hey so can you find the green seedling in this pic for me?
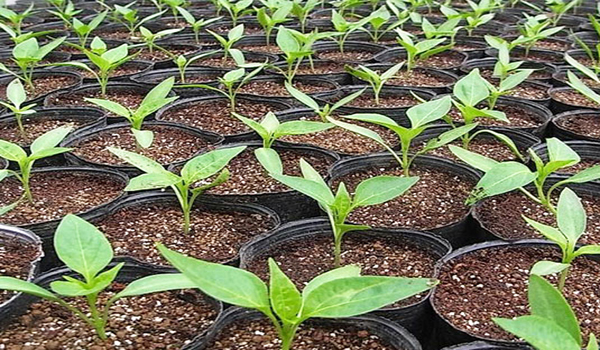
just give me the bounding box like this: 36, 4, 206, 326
513, 14, 564, 56
173, 50, 219, 84
114, 3, 166, 36
344, 62, 403, 105
565, 54, 600, 106
494, 274, 598, 350
0, 24, 61, 45
48, 1, 82, 28
461, 0, 498, 35
233, 111, 333, 148
72, 11, 108, 46
0, 4, 34, 35
256, 2, 292, 44
285, 81, 364, 121
109, 146, 246, 234
395, 29, 452, 71
137, 26, 183, 54
85, 77, 178, 148
330, 9, 371, 53
290, 0, 319, 32
0, 214, 197, 340
157, 245, 436, 350
0, 79, 36, 138
0, 126, 72, 205
272, 26, 314, 83
161, 0, 185, 21
327, 96, 476, 176
218, 0, 253, 26
546, 0, 579, 24
177, 6, 222, 44
258, 153, 418, 267
421, 17, 462, 43
207, 23, 244, 61
449, 138, 600, 213
359, 6, 407, 43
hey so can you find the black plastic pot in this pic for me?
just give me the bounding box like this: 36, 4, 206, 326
549, 86, 600, 114
485, 47, 564, 65
552, 109, 600, 141
267, 59, 353, 86
551, 67, 599, 88
87, 191, 281, 267
53, 59, 155, 83
189, 50, 280, 68
239, 218, 451, 341
0, 225, 43, 327
530, 140, 600, 174
440, 341, 530, 350
0, 70, 83, 105
167, 33, 220, 50
564, 49, 598, 67
239, 75, 341, 106
451, 37, 489, 60
312, 41, 388, 64
328, 154, 481, 247
55, 38, 125, 60
171, 141, 339, 222
504, 80, 552, 107
190, 308, 423, 350
0, 260, 223, 346
155, 95, 292, 142
61, 121, 223, 175
460, 58, 557, 84
365, 64, 459, 94
232, 35, 282, 56
131, 67, 229, 97
136, 43, 203, 69
373, 48, 468, 73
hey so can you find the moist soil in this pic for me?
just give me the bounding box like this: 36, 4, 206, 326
191, 56, 268, 68
294, 61, 347, 75
0, 284, 218, 350
238, 44, 282, 54
158, 100, 288, 136
345, 93, 420, 108
503, 83, 549, 101
71, 125, 211, 166
203, 147, 334, 195
0, 239, 40, 305
449, 104, 543, 128
0, 171, 124, 226
335, 164, 474, 230
434, 245, 600, 342
555, 113, 600, 139
316, 50, 376, 62
0, 75, 79, 100
413, 138, 524, 162
245, 233, 439, 308
96, 202, 275, 266
476, 191, 600, 244
94, 30, 142, 41
387, 69, 454, 88
386, 51, 465, 70
552, 90, 600, 109
280, 114, 399, 155
206, 318, 399, 350
134, 46, 197, 62
47, 90, 146, 115
0, 118, 87, 145
238, 80, 334, 97
511, 51, 562, 63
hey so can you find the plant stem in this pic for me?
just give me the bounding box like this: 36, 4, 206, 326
558, 265, 570, 292
15, 113, 26, 138
87, 294, 107, 340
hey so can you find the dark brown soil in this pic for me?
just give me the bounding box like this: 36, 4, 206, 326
479, 68, 551, 81
449, 104, 543, 128
205, 147, 334, 195
75, 63, 149, 80
0, 118, 86, 145
158, 100, 288, 136
526, 39, 570, 52
0, 238, 41, 304
208, 24, 264, 35
552, 90, 600, 109
0, 283, 218, 349
71, 125, 212, 166
134, 46, 197, 62
0, 75, 79, 100
191, 55, 269, 68
336, 164, 474, 230
294, 61, 347, 75
238, 80, 334, 97
280, 114, 399, 155
0, 171, 124, 226
207, 318, 398, 349
94, 30, 142, 41
387, 69, 454, 88
555, 114, 600, 139
245, 233, 439, 307
503, 83, 549, 100
413, 138, 523, 162
47, 90, 146, 113
386, 51, 465, 69
564, 159, 600, 173
434, 245, 600, 342
476, 191, 600, 244
316, 50, 375, 62
342, 93, 420, 108
238, 44, 282, 54
96, 202, 274, 265
512, 51, 562, 63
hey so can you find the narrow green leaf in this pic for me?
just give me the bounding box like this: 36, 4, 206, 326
302, 265, 361, 297
0, 277, 60, 302
113, 273, 197, 300
125, 172, 181, 192
494, 315, 580, 350
448, 145, 498, 172
181, 146, 246, 184
530, 261, 571, 276
269, 258, 302, 322
406, 96, 452, 128
108, 147, 167, 174
353, 176, 418, 207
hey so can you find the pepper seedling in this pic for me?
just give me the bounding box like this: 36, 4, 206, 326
0, 4, 34, 36
85, 77, 178, 148
137, 26, 184, 55
0, 79, 37, 138
207, 23, 245, 62
460, 0, 497, 35
494, 274, 599, 350
109, 146, 246, 234
0, 214, 197, 340
177, 6, 222, 44
218, 0, 254, 26
114, 3, 166, 37
330, 9, 371, 53
256, 2, 292, 45
173, 50, 219, 84
524, 188, 600, 292
0, 24, 60, 45
359, 6, 407, 44
546, 0, 579, 25
344, 62, 404, 105
513, 14, 564, 56
72, 11, 108, 46
258, 153, 418, 267
0, 126, 73, 206
161, 0, 185, 21
157, 245, 436, 350
449, 138, 600, 213
327, 96, 476, 176
48, 1, 82, 28
394, 29, 452, 71
290, 0, 319, 32
421, 17, 462, 43
564, 54, 600, 106
233, 111, 333, 148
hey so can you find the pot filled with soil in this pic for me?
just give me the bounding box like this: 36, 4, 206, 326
237, 75, 341, 105
460, 58, 557, 84
530, 140, 600, 174
549, 86, 600, 113
0, 70, 83, 105
135, 43, 202, 69
131, 67, 229, 97
374, 48, 469, 72
552, 109, 600, 141
365, 63, 458, 94
312, 41, 387, 64
55, 59, 155, 83
233, 35, 283, 56
440, 342, 528, 350
267, 59, 353, 85
188, 50, 279, 69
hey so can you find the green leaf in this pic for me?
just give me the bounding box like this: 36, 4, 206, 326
471, 162, 537, 201
588, 334, 598, 350
523, 216, 568, 250
28, 147, 72, 160
285, 81, 319, 111
6, 79, 27, 108
407, 96, 452, 128
276, 25, 300, 53
270, 173, 334, 206
0, 277, 60, 302
269, 258, 301, 322
276, 121, 333, 136
30, 126, 73, 155
326, 117, 390, 150
530, 261, 571, 276
302, 265, 361, 297
499, 69, 534, 91
157, 244, 271, 312
85, 98, 130, 118
353, 176, 418, 207
422, 124, 479, 152
51, 263, 123, 296
0, 169, 9, 182
301, 276, 436, 319
131, 128, 154, 149
494, 315, 580, 350
102, 44, 128, 64
448, 145, 498, 172
255, 147, 282, 174
126, 172, 181, 192
558, 166, 600, 185
113, 273, 197, 300
0, 139, 26, 161
181, 146, 245, 184
547, 138, 580, 165
54, 214, 113, 283
574, 245, 600, 257
557, 187, 586, 244
567, 71, 600, 105
453, 69, 490, 106
108, 147, 167, 174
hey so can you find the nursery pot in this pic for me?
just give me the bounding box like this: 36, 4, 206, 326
530, 140, 600, 174
363, 63, 459, 94
312, 41, 388, 64
459, 58, 557, 84
239, 75, 341, 106
131, 67, 230, 98
552, 109, 600, 141
440, 341, 529, 350
549, 86, 600, 114
0, 70, 83, 105
373, 48, 469, 73
267, 59, 353, 86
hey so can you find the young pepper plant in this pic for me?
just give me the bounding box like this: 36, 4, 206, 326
109, 146, 246, 234
207, 23, 245, 62
290, 0, 319, 32
330, 9, 371, 53
394, 29, 452, 71
564, 54, 600, 106
0, 126, 73, 206
173, 50, 219, 84
159, 245, 436, 350
525, 188, 600, 292
514, 14, 564, 56
47, 1, 82, 28
359, 6, 406, 44
285, 81, 365, 122
137, 26, 184, 55
256, 2, 292, 44
0, 214, 197, 340
218, 0, 254, 26
0, 4, 35, 36
114, 4, 166, 37
72, 11, 108, 46
177, 7, 222, 44
495, 274, 599, 350
85, 77, 178, 148
0, 79, 37, 138
344, 62, 404, 105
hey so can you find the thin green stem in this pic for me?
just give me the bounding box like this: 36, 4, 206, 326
558, 265, 570, 292
86, 293, 107, 340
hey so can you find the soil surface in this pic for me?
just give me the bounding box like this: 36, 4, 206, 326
74, 63, 150, 80
238, 80, 334, 97
71, 125, 212, 166
434, 245, 600, 342
413, 137, 524, 162
316, 49, 376, 62
449, 104, 543, 128
0, 171, 124, 226
294, 61, 348, 75
385, 51, 465, 69
0, 239, 40, 304
238, 44, 282, 54
0, 118, 86, 145
387, 69, 454, 88
552, 89, 600, 109
47, 90, 147, 114
555, 113, 600, 139
0, 283, 218, 349
135, 46, 198, 62
0, 75, 79, 100
333, 93, 420, 108
192, 55, 269, 68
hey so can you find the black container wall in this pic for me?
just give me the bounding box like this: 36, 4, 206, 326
552, 110, 600, 141
239, 218, 452, 342
440, 342, 530, 350
267, 59, 353, 86
530, 141, 600, 174
131, 67, 230, 98
0, 70, 83, 105
239, 75, 341, 106
363, 64, 459, 94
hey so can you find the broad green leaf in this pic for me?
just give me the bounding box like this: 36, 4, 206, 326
353, 176, 418, 207
574, 245, 600, 257
30, 126, 73, 155
523, 216, 568, 250
471, 162, 536, 201
499, 69, 533, 91
285, 81, 319, 111
113, 273, 197, 300
407, 96, 452, 128
530, 261, 571, 276
131, 128, 154, 149
276, 121, 333, 136
276, 26, 300, 53
232, 113, 268, 139
269, 258, 302, 322
0, 139, 26, 161
448, 145, 498, 172
270, 173, 334, 206
299, 158, 327, 187
547, 138, 580, 165
6, 79, 26, 107
54, 214, 113, 283
422, 124, 478, 152
261, 112, 280, 135
494, 315, 581, 350
108, 147, 167, 174
28, 147, 72, 160
102, 44, 128, 63
529, 274, 581, 345
126, 172, 181, 191
157, 244, 270, 312
255, 147, 282, 174
85, 98, 130, 117
557, 187, 586, 244
0, 277, 60, 302
453, 69, 489, 106
181, 146, 246, 183
302, 265, 361, 297
51, 263, 123, 296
